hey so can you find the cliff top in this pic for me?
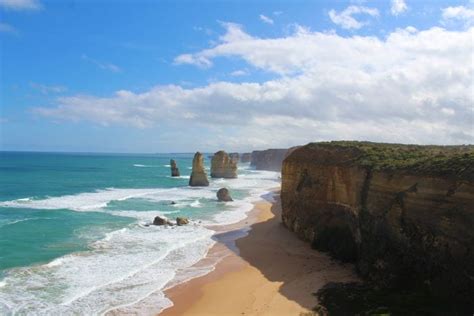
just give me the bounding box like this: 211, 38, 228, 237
293, 141, 474, 181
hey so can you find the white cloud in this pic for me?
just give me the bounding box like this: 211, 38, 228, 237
30, 82, 67, 94
259, 14, 274, 25
391, 0, 408, 16
0, 0, 41, 10
0, 22, 17, 34
442, 4, 474, 27
230, 69, 248, 76
273, 11, 283, 16
81, 54, 121, 73
34, 24, 474, 147
328, 5, 379, 30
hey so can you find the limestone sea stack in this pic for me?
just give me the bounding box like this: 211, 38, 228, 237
281, 141, 474, 303
216, 188, 233, 201
189, 152, 209, 186
170, 159, 180, 177
210, 151, 237, 178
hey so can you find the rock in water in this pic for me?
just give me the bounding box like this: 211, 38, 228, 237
153, 216, 172, 226
189, 152, 209, 186
217, 188, 233, 202
211, 151, 237, 178
170, 159, 180, 177
176, 217, 189, 226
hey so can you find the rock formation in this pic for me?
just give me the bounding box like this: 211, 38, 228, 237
211, 151, 237, 178
170, 159, 180, 177
229, 152, 240, 163
217, 188, 233, 202
240, 153, 252, 163
189, 152, 209, 186
250, 148, 297, 171
153, 216, 172, 226
176, 217, 189, 226
281, 141, 474, 303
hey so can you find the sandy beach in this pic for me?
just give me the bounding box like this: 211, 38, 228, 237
161, 193, 358, 316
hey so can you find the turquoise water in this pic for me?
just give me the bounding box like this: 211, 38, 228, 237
0, 152, 279, 314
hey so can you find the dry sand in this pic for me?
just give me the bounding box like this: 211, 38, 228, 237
161, 193, 358, 316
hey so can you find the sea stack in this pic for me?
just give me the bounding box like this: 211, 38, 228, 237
189, 152, 209, 186
170, 159, 180, 177
210, 150, 237, 178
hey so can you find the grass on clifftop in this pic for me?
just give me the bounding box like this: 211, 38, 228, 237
307, 141, 474, 180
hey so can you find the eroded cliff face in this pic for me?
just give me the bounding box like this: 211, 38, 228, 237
250, 148, 299, 171
240, 153, 252, 163
281, 142, 474, 302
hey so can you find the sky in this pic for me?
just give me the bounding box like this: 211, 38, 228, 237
0, 0, 473, 153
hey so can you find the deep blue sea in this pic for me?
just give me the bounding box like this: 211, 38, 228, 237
0, 152, 279, 314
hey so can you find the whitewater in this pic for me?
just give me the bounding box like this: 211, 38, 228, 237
0, 152, 279, 315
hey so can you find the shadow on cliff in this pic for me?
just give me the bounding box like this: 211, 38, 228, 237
211, 195, 358, 311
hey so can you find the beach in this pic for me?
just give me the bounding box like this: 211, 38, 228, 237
161, 193, 359, 316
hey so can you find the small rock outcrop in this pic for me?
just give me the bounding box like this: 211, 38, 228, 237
217, 188, 233, 202
189, 152, 209, 186
176, 217, 189, 226
211, 151, 237, 178
153, 216, 172, 226
170, 159, 180, 177
240, 153, 252, 163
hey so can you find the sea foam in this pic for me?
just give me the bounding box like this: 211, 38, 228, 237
0, 166, 280, 315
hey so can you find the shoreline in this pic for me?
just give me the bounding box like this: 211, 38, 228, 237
160, 192, 359, 315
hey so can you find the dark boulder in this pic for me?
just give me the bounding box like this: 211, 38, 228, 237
217, 188, 233, 202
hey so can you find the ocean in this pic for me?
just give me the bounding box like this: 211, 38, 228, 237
0, 152, 279, 314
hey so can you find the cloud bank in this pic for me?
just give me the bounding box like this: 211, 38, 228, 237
0, 0, 41, 11
34, 23, 474, 148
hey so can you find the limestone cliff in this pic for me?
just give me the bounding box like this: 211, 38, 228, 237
250, 149, 288, 171
211, 151, 237, 178
281, 141, 474, 303
240, 153, 252, 163
189, 152, 209, 186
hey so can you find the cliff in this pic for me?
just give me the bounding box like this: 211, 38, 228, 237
250, 149, 289, 171
281, 141, 474, 303
240, 153, 252, 163
211, 151, 237, 178
189, 152, 209, 186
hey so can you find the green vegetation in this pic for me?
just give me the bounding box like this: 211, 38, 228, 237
307, 141, 474, 181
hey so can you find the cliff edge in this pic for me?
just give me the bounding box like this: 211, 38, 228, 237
281, 141, 474, 303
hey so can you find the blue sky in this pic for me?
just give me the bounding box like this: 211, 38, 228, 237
1, 0, 473, 153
